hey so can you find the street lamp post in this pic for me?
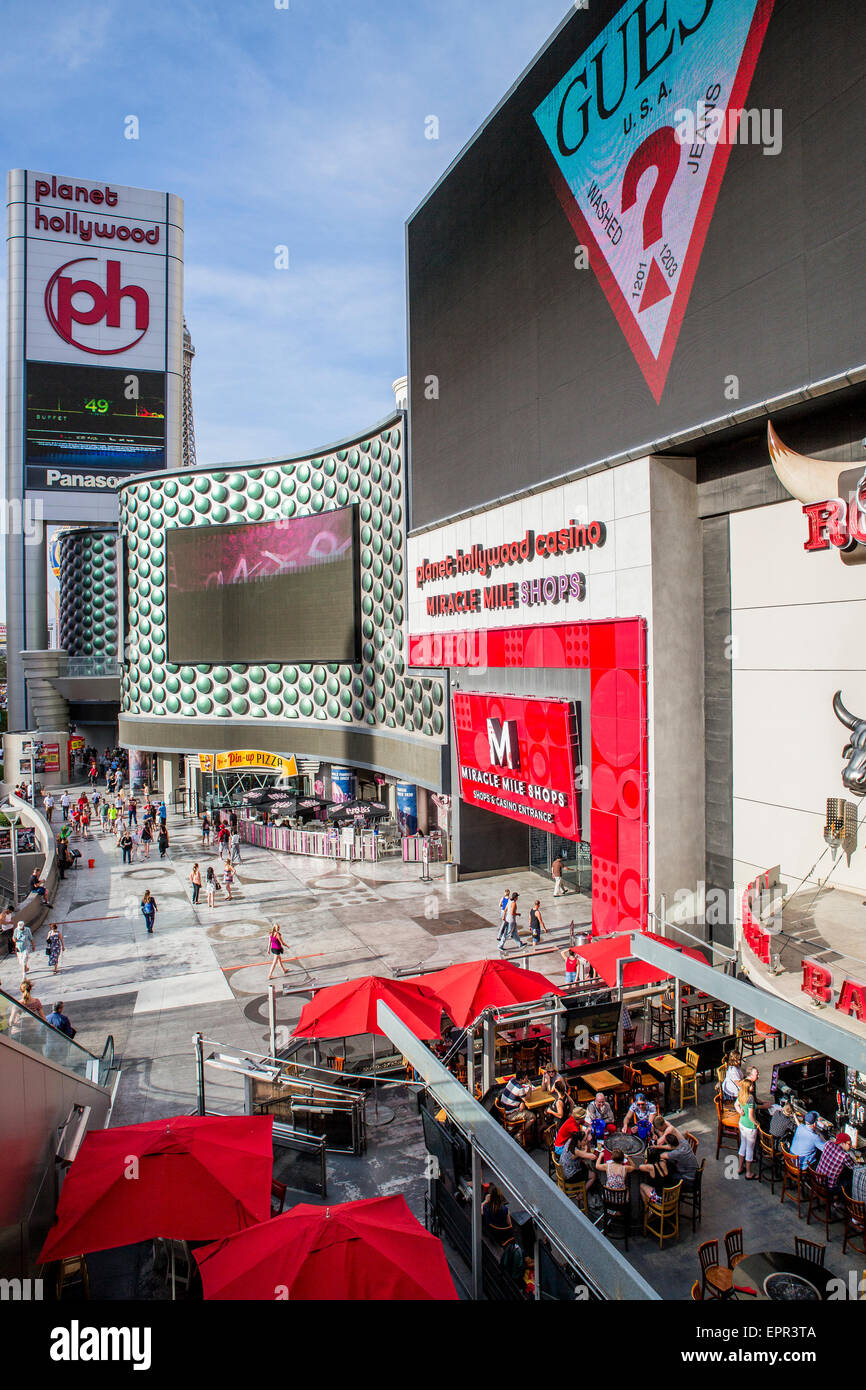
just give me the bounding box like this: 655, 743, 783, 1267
5, 808, 20, 908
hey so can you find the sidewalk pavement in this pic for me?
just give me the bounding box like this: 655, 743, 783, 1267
20, 792, 589, 1126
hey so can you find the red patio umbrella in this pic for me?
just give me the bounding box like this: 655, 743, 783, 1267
38, 1114, 274, 1264
412, 958, 563, 1028
574, 931, 708, 989
194, 1195, 458, 1301
292, 974, 445, 1042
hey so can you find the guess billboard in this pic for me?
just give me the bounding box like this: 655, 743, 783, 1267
453, 691, 582, 839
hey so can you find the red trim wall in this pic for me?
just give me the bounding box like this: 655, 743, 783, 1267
409, 618, 649, 933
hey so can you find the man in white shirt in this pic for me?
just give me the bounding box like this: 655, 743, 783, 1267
44, 794, 55, 824
60, 791, 71, 822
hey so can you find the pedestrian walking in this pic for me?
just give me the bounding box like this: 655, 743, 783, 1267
499, 892, 522, 950
13, 920, 33, 977
45, 922, 65, 975
223, 861, 235, 900
205, 865, 219, 907
217, 824, 230, 860
552, 855, 568, 896
267, 924, 289, 978
19, 978, 47, 1021
201, 813, 211, 847
496, 888, 511, 945
140, 820, 152, 859
128, 797, 137, 826
44, 793, 55, 824
158, 801, 167, 828
80, 803, 90, 839
157, 826, 169, 859
120, 828, 133, 864
190, 864, 202, 905
46, 1000, 76, 1038
60, 790, 71, 822
529, 899, 549, 946
229, 831, 242, 865
140, 890, 158, 934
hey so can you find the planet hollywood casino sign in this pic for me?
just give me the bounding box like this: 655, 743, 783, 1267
415, 517, 607, 620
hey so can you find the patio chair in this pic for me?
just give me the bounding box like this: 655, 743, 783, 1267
600, 1185, 631, 1250
698, 1238, 733, 1299
842, 1193, 866, 1257
794, 1236, 826, 1267
643, 1181, 682, 1249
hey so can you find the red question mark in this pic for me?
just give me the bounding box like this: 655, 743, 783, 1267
621, 126, 681, 311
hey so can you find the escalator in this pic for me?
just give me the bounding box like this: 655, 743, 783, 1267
0, 986, 121, 1280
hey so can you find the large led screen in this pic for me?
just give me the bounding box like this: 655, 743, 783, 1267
26, 361, 166, 490
166, 507, 360, 664
407, 0, 866, 527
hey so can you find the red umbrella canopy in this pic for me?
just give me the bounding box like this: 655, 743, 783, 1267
292, 975, 445, 1042
575, 930, 709, 988
413, 959, 563, 1028
573, 935, 673, 989
194, 1195, 459, 1301
38, 1115, 274, 1264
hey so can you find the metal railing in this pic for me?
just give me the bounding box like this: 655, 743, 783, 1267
0, 985, 116, 1088
64, 658, 121, 678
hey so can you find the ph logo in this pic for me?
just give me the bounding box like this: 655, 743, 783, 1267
487, 718, 520, 770
44, 257, 150, 354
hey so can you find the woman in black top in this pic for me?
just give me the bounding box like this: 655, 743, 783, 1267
481, 1186, 513, 1246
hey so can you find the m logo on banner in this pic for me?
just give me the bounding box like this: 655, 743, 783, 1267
487, 718, 520, 770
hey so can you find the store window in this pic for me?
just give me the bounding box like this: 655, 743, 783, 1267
530, 830, 592, 895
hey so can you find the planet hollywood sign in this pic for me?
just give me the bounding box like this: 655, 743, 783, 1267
415, 519, 606, 617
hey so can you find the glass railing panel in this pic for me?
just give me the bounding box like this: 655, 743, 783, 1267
0, 988, 93, 1079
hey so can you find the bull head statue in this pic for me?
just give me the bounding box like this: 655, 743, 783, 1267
833, 691, 866, 796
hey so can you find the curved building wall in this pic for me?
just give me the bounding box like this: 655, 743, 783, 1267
57, 527, 119, 663
117, 413, 449, 788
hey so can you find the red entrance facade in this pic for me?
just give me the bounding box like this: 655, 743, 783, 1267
409, 616, 649, 935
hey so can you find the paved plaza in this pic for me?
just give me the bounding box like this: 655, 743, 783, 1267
19, 796, 585, 1126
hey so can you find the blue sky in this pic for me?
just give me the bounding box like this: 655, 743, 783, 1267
0, 0, 569, 466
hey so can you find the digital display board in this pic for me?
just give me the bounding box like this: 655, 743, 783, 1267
26, 361, 166, 490
166, 507, 361, 665
407, 0, 866, 527
453, 691, 582, 839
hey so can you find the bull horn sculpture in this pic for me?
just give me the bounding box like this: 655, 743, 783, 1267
833, 689, 861, 732
768, 422, 845, 504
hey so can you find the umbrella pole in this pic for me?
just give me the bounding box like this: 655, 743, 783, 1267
373, 1034, 378, 1119
171, 1241, 175, 1302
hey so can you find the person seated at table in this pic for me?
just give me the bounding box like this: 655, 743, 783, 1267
661, 1133, 698, 1187
815, 1132, 856, 1205
769, 1102, 797, 1146
788, 1111, 826, 1170
585, 1092, 617, 1139
721, 1050, 744, 1103
544, 1078, 572, 1134
499, 1072, 538, 1146
554, 1109, 586, 1160
622, 1092, 657, 1139
500, 1072, 532, 1115
645, 1114, 682, 1165
482, 1185, 514, 1246
596, 1147, 635, 1192
541, 1061, 565, 1093
744, 1065, 766, 1108
559, 1131, 598, 1196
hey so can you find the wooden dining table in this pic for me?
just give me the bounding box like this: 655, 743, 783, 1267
581, 1069, 624, 1094
523, 1086, 556, 1112
645, 1054, 691, 1111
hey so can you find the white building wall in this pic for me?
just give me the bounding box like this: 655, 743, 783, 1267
731, 497, 866, 895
